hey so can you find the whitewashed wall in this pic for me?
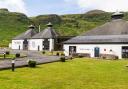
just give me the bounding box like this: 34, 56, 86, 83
63, 44, 128, 59
28, 39, 55, 51
49, 39, 54, 51
9, 43, 12, 48
11, 40, 24, 50
28, 39, 43, 51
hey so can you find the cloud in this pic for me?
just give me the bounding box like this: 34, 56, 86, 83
0, 0, 27, 14
65, 0, 128, 12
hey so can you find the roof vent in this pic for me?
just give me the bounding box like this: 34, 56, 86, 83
47, 22, 53, 27
111, 11, 124, 20
28, 25, 35, 29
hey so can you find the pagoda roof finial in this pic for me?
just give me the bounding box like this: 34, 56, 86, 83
28, 25, 35, 29
111, 11, 124, 20
47, 22, 53, 27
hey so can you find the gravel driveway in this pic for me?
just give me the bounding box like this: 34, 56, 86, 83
0, 49, 60, 70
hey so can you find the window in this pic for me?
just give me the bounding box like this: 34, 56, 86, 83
110, 49, 112, 52
15, 41, 21, 44
32, 41, 35, 48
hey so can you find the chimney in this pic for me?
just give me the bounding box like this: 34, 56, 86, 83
38, 25, 41, 33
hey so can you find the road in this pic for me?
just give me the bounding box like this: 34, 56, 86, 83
0, 49, 60, 70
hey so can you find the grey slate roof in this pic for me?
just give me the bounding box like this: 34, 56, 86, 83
112, 11, 123, 16
64, 35, 128, 44
32, 27, 59, 39
13, 28, 37, 40
82, 19, 128, 36
65, 13, 128, 44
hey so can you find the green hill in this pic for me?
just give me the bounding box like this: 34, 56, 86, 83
0, 9, 127, 47
0, 9, 30, 46
31, 10, 111, 36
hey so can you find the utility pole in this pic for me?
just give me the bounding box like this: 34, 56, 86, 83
39, 24, 41, 33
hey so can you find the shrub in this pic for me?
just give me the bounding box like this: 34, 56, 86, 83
100, 54, 119, 60
72, 53, 78, 57
69, 56, 73, 60
113, 56, 119, 60
78, 54, 84, 58
60, 57, 66, 62
61, 53, 65, 56
56, 52, 59, 56
6, 51, 10, 55
15, 53, 20, 58
42, 51, 45, 54
103, 56, 106, 59
28, 60, 37, 68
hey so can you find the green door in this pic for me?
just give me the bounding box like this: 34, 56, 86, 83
94, 47, 100, 57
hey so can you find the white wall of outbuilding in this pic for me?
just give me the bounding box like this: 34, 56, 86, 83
28, 39, 54, 51
28, 39, 43, 51
11, 40, 24, 50
63, 44, 128, 59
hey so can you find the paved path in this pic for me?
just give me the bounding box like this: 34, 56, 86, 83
0, 49, 60, 70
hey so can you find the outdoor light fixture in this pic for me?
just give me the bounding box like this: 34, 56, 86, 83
12, 59, 15, 72
3, 52, 5, 59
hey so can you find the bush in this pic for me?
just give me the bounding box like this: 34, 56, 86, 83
28, 60, 36, 68
60, 57, 66, 62
100, 54, 119, 60
42, 51, 45, 54
6, 51, 10, 55
61, 53, 65, 56
15, 53, 20, 58
56, 52, 60, 56
69, 56, 73, 60
113, 56, 119, 60
78, 54, 84, 58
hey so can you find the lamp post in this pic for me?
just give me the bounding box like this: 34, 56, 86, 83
12, 59, 15, 72
3, 52, 5, 59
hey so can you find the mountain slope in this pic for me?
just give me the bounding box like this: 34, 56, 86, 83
31, 10, 111, 36
0, 9, 30, 46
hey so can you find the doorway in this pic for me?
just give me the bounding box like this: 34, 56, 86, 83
23, 39, 28, 50
69, 46, 76, 55
43, 39, 49, 50
38, 46, 40, 51
122, 46, 128, 58
94, 47, 100, 57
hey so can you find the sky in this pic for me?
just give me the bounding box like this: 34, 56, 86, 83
0, 0, 128, 16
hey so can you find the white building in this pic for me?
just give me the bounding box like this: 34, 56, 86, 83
11, 25, 37, 50
11, 22, 73, 51
28, 22, 59, 51
63, 12, 128, 59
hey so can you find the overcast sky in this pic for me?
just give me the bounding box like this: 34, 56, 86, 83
0, 0, 128, 16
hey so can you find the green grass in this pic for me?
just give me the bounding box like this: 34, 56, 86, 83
0, 54, 15, 59
0, 54, 27, 59
42, 51, 64, 56
0, 58, 128, 89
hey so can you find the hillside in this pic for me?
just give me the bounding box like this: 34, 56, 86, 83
31, 10, 112, 36
0, 9, 30, 46
0, 9, 128, 47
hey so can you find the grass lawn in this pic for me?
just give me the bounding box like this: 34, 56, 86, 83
42, 51, 64, 56
0, 54, 15, 59
1, 58, 128, 89
0, 54, 27, 59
